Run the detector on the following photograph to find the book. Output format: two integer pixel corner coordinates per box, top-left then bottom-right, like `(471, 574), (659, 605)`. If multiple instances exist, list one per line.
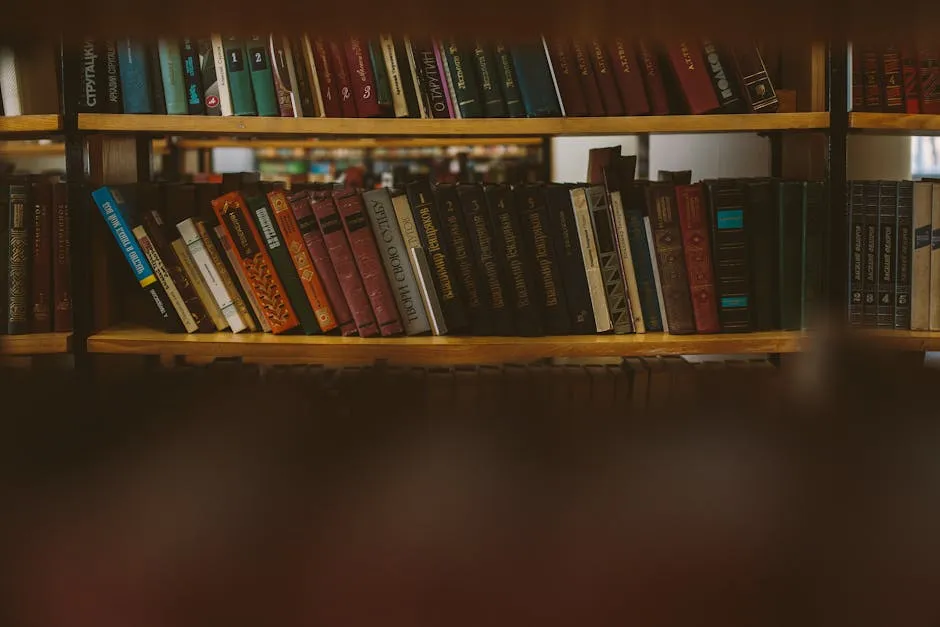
(876, 181), (898, 328)
(222, 36), (257, 116)
(646, 183), (696, 334)
(601, 161), (644, 334)
(569, 186), (611, 333)
(327, 40), (358, 117)
(199, 38), (223, 116)
(802, 182), (827, 329)
(644, 215), (670, 333)
(493, 42), (526, 117)
(409, 246), (447, 335)
(861, 48), (884, 112)
(862, 181), (879, 327)
(30, 182), (52, 333)
(146, 43), (166, 114)
(730, 44), (778, 112)
(895, 181), (913, 330)
(911, 181), (931, 331)
(901, 46), (921, 113)
(743, 179), (778, 331)
(209, 34), (234, 116)
(268, 35), (300, 117)
(606, 39), (650, 116)
(777, 181), (805, 330)
(849, 181), (865, 326)
(919, 47), (940, 114)
(587, 184), (633, 334)
(344, 37), (383, 117)
(434, 40), (457, 119)
(102, 41), (122, 113)
(157, 38), (188, 114)
(172, 237), (225, 330)
(443, 40), (484, 118)
(471, 42), (507, 117)
(544, 38), (587, 116)
(667, 41), (720, 114)
(637, 41), (670, 115)
(623, 182), (664, 333)
(311, 37), (341, 117)
(180, 38), (205, 115)
(411, 39), (449, 119)
(705, 179), (754, 332)
(214, 223), (270, 332)
(52, 183), (71, 332)
(676, 183), (720, 333)
(7, 183), (29, 335)
(133, 223), (198, 333)
(510, 40), (562, 117)
(570, 40), (605, 116)
(245, 36), (279, 117)
(588, 40), (623, 116)
(400, 37), (426, 118)
(116, 39), (153, 113)
(543, 184), (595, 334)
(379, 35), (410, 117)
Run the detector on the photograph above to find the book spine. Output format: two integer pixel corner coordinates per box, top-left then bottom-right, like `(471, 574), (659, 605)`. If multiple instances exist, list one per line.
(157, 39), (188, 114)
(589, 40), (623, 115)
(222, 37), (257, 115)
(606, 39), (650, 116)
(117, 39), (153, 113)
(545, 38), (588, 116)
(895, 181), (913, 330)
(285, 37), (313, 117)
(861, 48), (884, 111)
(368, 39), (393, 110)
(646, 184), (696, 334)
(312, 37), (341, 117)
(411, 40), (449, 118)
(245, 36), (279, 116)
(543, 186), (594, 334)
(197, 39), (221, 116)
(299, 37), (326, 117)
(510, 40), (562, 117)
(743, 180), (778, 331)
(517, 185), (571, 334)
(911, 182), (931, 330)
(409, 246), (448, 335)
(606, 189), (643, 333)
(882, 45), (905, 113)
(335, 191), (404, 336)
(849, 181), (865, 325)
(801, 182), (827, 329)
(570, 40), (605, 116)
(179, 38), (205, 115)
(214, 225), (270, 332)
(931, 183), (940, 330)
(172, 238), (226, 330)
(195, 220), (257, 332)
(644, 215), (671, 333)
(731, 44), (779, 113)
(778, 181), (805, 330)
(901, 46), (921, 113)
(587, 185), (633, 333)
(707, 181), (754, 332)
(269, 36), (299, 117)
(471, 42), (507, 118)
(668, 41), (720, 114)
(862, 181), (880, 326)
(310, 196), (377, 336)
(401, 37), (427, 118)
(676, 184), (719, 333)
(493, 42), (526, 117)
(147, 44), (166, 114)
(570, 187), (611, 333)
(344, 37), (382, 117)
(362, 188), (430, 335)
(851, 44), (865, 111)
(103, 41), (123, 113)
(176, 218), (244, 332)
(73, 40), (102, 113)
(622, 193), (664, 332)
(134, 225), (198, 332)
(444, 40), (484, 118)
(701, 40), (745, 112)
(51, 184), (71, 332)
(327, 40), (358, 117)
(7, 185), (28, 334)
(636, 41), (670, 115)
(210, 34), (234, 116)
(435, 40), (458, 118)
(380, 35), (410, 117)
(541, 38), (567, 117)
(435, 185), (490, 333)
(877, 181), (898, 327)
(919, 48), (940, 114)
(30, 184), (51, 332)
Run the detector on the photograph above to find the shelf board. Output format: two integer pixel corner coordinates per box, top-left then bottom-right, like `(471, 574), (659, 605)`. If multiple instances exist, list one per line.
(0, 332), (72, 356)
(86, 326), (809, 365)
(849, 112), (940, 132)
(175, 137), (544, 150)
(77, 113), (830, 137)
(0, 115), (62, 135)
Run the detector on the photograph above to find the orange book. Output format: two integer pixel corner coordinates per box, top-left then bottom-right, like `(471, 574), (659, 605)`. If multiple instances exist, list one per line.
(211, 191), (300, 334)
(266, 190), (338, 332)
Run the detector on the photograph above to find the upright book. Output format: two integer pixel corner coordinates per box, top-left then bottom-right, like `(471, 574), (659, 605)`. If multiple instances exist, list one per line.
(646, 183), (696, 334)
(675, 183), (720, 333)
(705, 179), (754, 332)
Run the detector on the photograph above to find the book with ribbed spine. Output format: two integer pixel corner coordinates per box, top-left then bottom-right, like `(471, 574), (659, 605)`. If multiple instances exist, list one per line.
(268, 35), (300, 117)
(862, 180), (879, 326)
(222, 36), (257, 115)
(133, 224), (198, 332)
(179, 38), (205, 115)
(587, 184), (633, 334)
(569, 186), (611, 333)
(117, 39), (153, 113)
(52, 183), (71, 332)
(705, 179), (754, 332)
(344, 37), (382, 117)
(214, 224), (270, 332)
(544, 184), (595, 334)
(646, 183), (696, 334)
(7, 183), (28, 334)
(245, 36), (279, 116)
(493, 41), (526, 117)
(157, 39), (187, 114)
(176, 218), (246, 333)
(29, 182), (51, 332)
(676, 183), (720, 333)
(910, 182), (931, 330)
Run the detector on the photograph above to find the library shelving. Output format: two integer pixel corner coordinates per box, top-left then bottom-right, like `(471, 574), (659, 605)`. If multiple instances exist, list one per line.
(0, 114), (61, 136)
(849, 113), (940, 133)
(0, 332), (72, 356)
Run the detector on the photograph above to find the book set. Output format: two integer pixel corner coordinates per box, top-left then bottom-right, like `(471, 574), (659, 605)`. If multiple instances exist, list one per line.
(71, 36), (778, 119)
(850, 45), (940, 113)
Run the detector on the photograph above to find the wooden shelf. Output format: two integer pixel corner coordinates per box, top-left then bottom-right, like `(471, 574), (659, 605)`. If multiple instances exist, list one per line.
(86, 326), (809, 365)
(77, 113), (830, 137)
(0, 139), (167, 157)
(0, 115), (61, 135)
(0, 332), (72, 356)
(849, 112), (940, 132)
(175, 137), (544, 150)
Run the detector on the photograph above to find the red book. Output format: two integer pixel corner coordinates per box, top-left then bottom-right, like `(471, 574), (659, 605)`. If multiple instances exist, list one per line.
(636, 41), (670, 115)
(675, 183), (719, 334)
(605, 39), (650, 116)
(667, 41), (720, 114)
(570, 40), (605, 116)
(333, 190), (404, 337)
(545, 38), (589, 116)
(30, 182), (52, 333)
(851, 46), (866, 111)
(343, 37), (383, 117)
(327, 40), (359, 117)
(51, 183), (71, 332)
(312, 38), (342, 117)
(861, 47), (883, 111)
(588, 40), (624, 116)
(309, 194), (378, 337)
(901, 45), (921, 113)
(918, 47), (940, 114)
(881, 46), (904, 113)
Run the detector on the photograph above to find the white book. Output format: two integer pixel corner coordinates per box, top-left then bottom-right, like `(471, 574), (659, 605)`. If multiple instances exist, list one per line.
(380, 35), (409, 118)
(301, 36), (326, 117)
(0, 48), (22, 116)
(133, 226), (198, 333)
(570, 187), (611, 333)
(210, 34), (234, 116)
(644, 215), (670, 333)
(176, 218), (245, 332)
(608, 189), (645, 333)
(403, 36), (429, 119)
(912, 182), (932, 331)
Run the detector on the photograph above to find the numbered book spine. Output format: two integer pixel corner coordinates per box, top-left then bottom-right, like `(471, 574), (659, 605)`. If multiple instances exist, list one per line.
(777, 181), (804, 330)
(222, 37), (257, 115)
(180, 38), (205, 115)
(312, 37), (342, 117)
(176, 217), (245, 332)
(117, 39), (153, 113)
(623, 185), (664, 332)
(910, 181), (931, 330)
(7, 184), (28, 334)
(607, 187), (645, 333)
(411, 39), (449, 118)
(493, 42), (526, 117)
(328, 40), (358, 117)
(29, 183), (51, 332)
(877, 181), (898, 327)
(362, 188), (431, 336)
(209, 34), (233, 116)
(570, 186), (611, 332)
(862, 181), (879, 326)
(544, 184), (595, 334)
(881, 46), (904, 113)
(676, 184), (719, 333)
(544, 38), (588, 116)
(646, 183), (696, 334)
(380, 34), (410, 117)
(245, 36), (279, 116)
(409, 246), (448, 335)
(157, 39), (188, 114)
(606, 39), (650, 115)
(895, 181), (913, 330)
(849, 181), (866, 326)
(215, 224), (270, 332)
(587, 185), (633, 333)
(52, 183), (71, 332)
(344, 37), (382, 117)
(133, 225), (198, 332)
(268, 35), (299, 117)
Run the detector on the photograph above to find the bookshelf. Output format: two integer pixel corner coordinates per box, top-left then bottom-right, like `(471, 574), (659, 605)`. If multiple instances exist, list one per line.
(0, 115), (61, 135)
(849, 113), (940, 132)
(0, 332), (72, 356)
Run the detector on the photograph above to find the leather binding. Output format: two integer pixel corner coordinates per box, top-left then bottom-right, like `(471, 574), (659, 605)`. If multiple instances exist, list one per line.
(380, 35), (410, 117)
(848, 180), (865, 326)
(146, 43), (166, 114)
(328, 40), (358, 117)
(411, 38), (450, 119)
(179, 38), (205, 115)
(215, 223), (270, 332)
(606, 39), (650, 116)
(51, 182), (71, 332)
(289, 36), (316, 116)
(703, 179), (753, 332)
(198, 38), (223, 116)
(623, 182), (665, 332)
(910, 182), (931, 330)
(442, 40), (483, 118)
(157, 39), (187, 114)
(515, 184), (571, 335)
(397, 37), (423, 118)
(803, 182), (828, 329)
(570, 40), (605, 116)
(675, 183), (719, 333)
(510, 40), (562, 117)
(223, 36), (258, 116)
(730, 44), (779, 113)
(309, 37), (340, 117)
(7, 182), (29, 334)
(29, 182), (51, 332)
(116, 39), (153, 113)
(851, 45), (865, 111)
(701, 40), (744, 112)
(876, 181), (898, 327)
(334, 190), (404, 336)
(776, 180), (805, 330)
(667, 41), (720, 114)
(918, 48), (940, 114)
(485, 184), (543, 336)
(309, 194), (377, 336)
(268, 190), (337, 332)
(344, 37), (382, 117)
(742, 179), (778, 332)
(587, 184), (633, 334)
(604, 167), (645, 333)
(133, 222), (198, 332)
(901, 46), (921, 113)
(368, 39), (393, 111)
(493, 41), (526, 117)
(636, 41), (670, 115)
(268, 36), (299, 117)
(472, 42), (507, 117)
(456, 184), (515, 335)
(881, 45), (904, 113)
(211, 191), (299, 335)
(245, 35), (279, 116)
(290, 191), (356, 335)
(588, 40), (624, 115)
(861, 47), (883, 111)
(862, 180), (880, 326)
(406, 179), (469, 331)
(645, 183), (696, 334)
(545, 38), (588, 116)
(895, 181), (913, 329)
(543, 184), (594, 334)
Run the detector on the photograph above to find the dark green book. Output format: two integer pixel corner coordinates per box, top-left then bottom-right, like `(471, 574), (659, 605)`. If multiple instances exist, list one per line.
(802, 181), (827, 330)
(223, 36), (257, 116)
(443, 40), (484, 118)
(368, 39), (393, 110)
(776, 181), (804, 331)
(493, 41), (526, 117)
(743, 179), (778, 331)
(471, 41), (507, 117)
(508, 40), (562, 117)
(245, 36), (279, 116)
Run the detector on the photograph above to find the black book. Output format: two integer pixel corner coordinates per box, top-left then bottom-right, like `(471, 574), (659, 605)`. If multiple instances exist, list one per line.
(180, 38), (206, 115)
(146, 42), (167, 114)
(776, 180), (805, 331)
(456, 184), (516, 335)
(393, 37), (421, 118)
(71, 40), (104, 113)
(405, 179), (469, 331)
(848, 181), (865, 326)
(861, 180), (880, 327)
(433, 184), (492, 334)
(895, 181), (913, 330)
(803, 181), (828, 330)
(514, 183), (570, 334)
(587, 184), (633, 334)
(543, 183), (595, 334)
(290, 37), (315, 117)
(471, 41), (508, 117)
(742, 179), (778, 331)
(484, 184), (543, 336)
(103, 40), (123, 113)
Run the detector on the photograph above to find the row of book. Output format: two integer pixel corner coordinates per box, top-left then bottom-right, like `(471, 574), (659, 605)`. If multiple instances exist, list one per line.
(0, 177), (72, 335)
(850, 45), (940, 113)
(72, 36), (779, 119)
(93, 159), (825, 338)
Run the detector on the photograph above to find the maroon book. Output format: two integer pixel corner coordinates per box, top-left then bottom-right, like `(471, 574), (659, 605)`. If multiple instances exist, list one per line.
(861, 47), (883, 111)
(327, 39), (358, 117)
(881, 46), (904, 113)
(51, 183), (71, 332)
(343, 37), (383, 118)
(588, 40), (624, 116)
(288, 191), (356, 336)
(851, 47), (865, 111)
(545, 38), (589, 116)
(333, 190), (404, 337)
(901, 45), (921, 113)
(309, 194), (377, 337)
(312, 37), (342, 118)
(667, 41), (720, 114)
(637, 41), (670, 115)
(30, 182), (52, 333)
(918, 47), (940, 114)
(676, 184), (719, 334)
(606, 39), (650, 115)
(570, 40), (605, 116)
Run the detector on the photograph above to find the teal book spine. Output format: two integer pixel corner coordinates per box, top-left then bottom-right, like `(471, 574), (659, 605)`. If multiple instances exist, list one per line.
(223, 36), (257, 115)
(368, 39), (393, 109)
(116, 39), (153, 114)
(157, 39), (188, 114)
(443, 40), (484, 117)
(509, 40), (562, 117)
(245, 35), (278, 116)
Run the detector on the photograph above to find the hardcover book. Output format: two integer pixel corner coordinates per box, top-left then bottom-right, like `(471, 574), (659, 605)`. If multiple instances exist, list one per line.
(604, 167), (645, 333)
(245, 36), (279, 116)
(849, 181), (865, 326)
(569, 186), (611, 333)
(311, 37), (342, 117)
(646, 182), (696, 334)
(876, 180), (898, 327)
(327, 40), (358, 117)
(52, 183), (71, 332)
(30, 182), (52, 333)
(623, 182), (665, 332)
(510, 39), (562, 117)
(443, 40), (484, 118)
(146, 43), (166, 114)
(606, 39), (650, 116)
(222, 36), (257, 116)
(743, 179), (778, 331)
(543, 183), (596, 334)
(636, 41), (670, 115)
(777, 180), (805, 330)
(157, 38), (188, 114)
(199, 38), (224, 116)
(544, 38), (588, 116)
(214, 224), (270, 332)
(472, 42), (507, 117)
(134, 223), (198, 332)
(910, 181), (931, 330)
(570, 40), (605, 116)
(701, 40), (744, 112)
(588, 40), (624, 116)
(901, 46), (921, 113)
(493, 42), (526, 117)
(210, 34), (234, 116)
(268, 35), (300, 117)
(380, 35), (410, 117)
(298, 37), (326, 118)
(344, 37), (383, 117)
(117, 39), (153, 114)
(731, 44), (778, 113)
(177, 217), (247, 333)
(803, 181), (828, 329)
(368, 39), (393, 111)
(676, 183), (720, 333)
(172, 237), (226, 330)
(7, 183), (29, 334)
(409, 246), (448, 335)
(861, 180), (880, 326)
(586, 184), (633, 334)
(667, 41), (720, 114)
(411, 38), (450, 119)
(705, 179), (754, 332)
(180, 38), (205, 115)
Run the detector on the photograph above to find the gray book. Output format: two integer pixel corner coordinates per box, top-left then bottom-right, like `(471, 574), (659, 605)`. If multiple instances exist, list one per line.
(362, 188), (431, 335)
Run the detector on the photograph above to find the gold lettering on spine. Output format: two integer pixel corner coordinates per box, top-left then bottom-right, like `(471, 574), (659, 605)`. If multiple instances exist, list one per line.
(472, 213), (505, 309)
(445, 202), (480, 307)
(680, 42), (695, 71)
(499, 212), (529, 308)
(591, 41), (609, 74)
(527, 211), (557, 307)
(417, 202), (454, 300)
(614, 39), (633, 74)
(474, 43), (493, 91)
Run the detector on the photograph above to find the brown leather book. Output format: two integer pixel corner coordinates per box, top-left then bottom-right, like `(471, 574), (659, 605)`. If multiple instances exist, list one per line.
(327, 39), (358, 117)
(29, 181), (52, 332)
(636, 41), (670, 115)
(645, 183), (696, 334)
(675, 183), (719, 334)
(605, 39), (650, 116)
(311, 37), (342, 117)
(570, 40), (605, 116)
(51, 182), (71, 332)
(544, 38), (588, 116)
(588, 40), (624, 116)
(861, 47), (883, 111)
(881, 45), (904, 113)
(666, 41), (720, 114)
(343, 37), (383, 117)
(730, 44), (779, 113)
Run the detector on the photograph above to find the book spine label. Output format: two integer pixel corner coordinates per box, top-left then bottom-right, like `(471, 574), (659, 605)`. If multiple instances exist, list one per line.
(134, 225), (197, 332)
(587, 185), (633, 333)
(862, 181), (879, 326)
(544, 186), (594, 333)
(545, 39), (588, 116)
(517, 186), (571, 334)
(223, 37), (257, 115)
(269, 36), (299, 117)
(172, 238), (226, 330)
(215, 225), (270, 332)
(369, 39), (393, 109)
(637, 41), (670, 114)
(198, 39), (222, 116)
(380, 35), (409, 117)
(30, 185), (52, 332)
(570, 40), (605, 116)
(310, 196), (377, 336)
(435, 186), (490, 333)
(606, 39), (650, 116)
(623, 191), (664, 332)
(570, 187), (611, 332)
(117, 39), (153, 113)
(895, 181), (913, 330)
(861, 48), (884, 111)
(493, 42), (526, 117)
(103, 41), (122, 113)
(589, 40), (623, 115)
(731, 44), (778, 113)
(701, 41), (744, 112)
(245, 36), (279, 116)
(52, 184), (71, 332)
(444, 40), (484, 118)
(157, 39), (188, 114)
(911, 182), (931, 330)
(471, 42), (507, 117)
(849, 181), (865, 325)
(195, 220), (257, 332)
(668, 41), (720, 114)
(75, 40), (102, 113)
(327, 40), (358, 117)
(344, 37), (382, 117)
(180, 38), (205, 115)
(7, 185), (28, 334)
(919, 48), (940, 114)
(311, 37), (341, 117)
(177, 218), (244, 332)
(362, 189), (431, 335)
(608, 190), (645, 333)
(335, 192), (404, 336)
(882, 46), (905, 113)
(708, 181), (754, 331)
(877, 181), (898, 327)
(647, 184), (697, 334)
(409, 246), (448, 335)
(901, 46), (921, 114)
(210, 34), (234, 116)
(676, 184), (720, 333)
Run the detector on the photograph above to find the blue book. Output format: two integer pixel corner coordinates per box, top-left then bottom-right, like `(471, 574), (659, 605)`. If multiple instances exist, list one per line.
(508, 40), (561, 117)
(157, 39), (188, 114)
(116, 39), (153, 113)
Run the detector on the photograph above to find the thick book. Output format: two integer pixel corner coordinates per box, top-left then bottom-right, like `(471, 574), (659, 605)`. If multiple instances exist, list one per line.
(569, 186), (611, 333)
(442, 41), (484, 118)
(245, 36), (279, 116)
(471, 42), (507, 117)
(211, 191), (299, 334)
(177, 217), (247, 333)
(545, 38), (588, 116)
(849, 181), (865, 326)
(896, 181), (914, 329)
(543, 184), (595, 334)
(116, 39), (153, 113)
(588, 40), (624, 116)
(133, 223), (198, 332)
(881, 46), (904, 113)
(311, 37), (341, 117)
(327, 40), (358, 117)
(510, 40), (562, 117)
(269, 35), (300, 117)
(645, 183), (696, 334)
(861, 48), (883, 111)
(52, 183), (71, 332)
(146, 43), (166, 114)
(180, 38), (205, 115)
(876, 181), (898, 327)
(493, 41), (526, 117)
(701, 40), (745, 112)
(587, 184), (633, 334)
(911, 181), (931, 330)
(743, 179), (778, 331)
(862, 180), (880, 326)
(199, 38), (224, 116)
(731, 44), (778, 113)
(667, 41), (720, 114)
(606, 39), (650, 116)
(901, 46), (921, 113)
(210, 35), (234, 116)
(334, 190), (404, 336)
(623, 182), (665, 333)
(802, 182), (827, 329)
(637, 41), (670, 115)
(392, 192), (447, 333)
(406, 179), (468, 331)
(344, 37), (383, 117)
(485, 184), (543, 336)
(570, 40), (604, 116)
(157, 38), (188, 114)
(29, 182), (51, 333)
(777, 181), (805, 330)
(704, 179), (754, 332)
(7, 183), (29, 335)
(676, 183), (720, 334)
(380, 35), (410, 117)
(223, 37), (257, 115)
